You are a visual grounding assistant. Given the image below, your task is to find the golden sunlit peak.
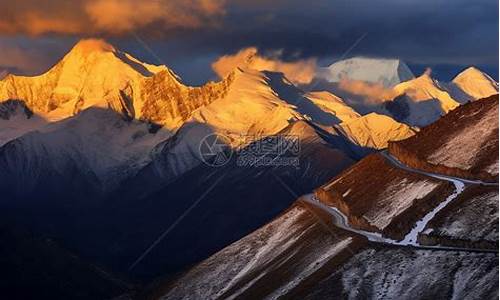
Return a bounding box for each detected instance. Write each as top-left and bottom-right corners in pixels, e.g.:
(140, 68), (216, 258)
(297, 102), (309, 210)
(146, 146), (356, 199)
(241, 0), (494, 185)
(454, 66), (487, 80)
(70, 38), (116, 55)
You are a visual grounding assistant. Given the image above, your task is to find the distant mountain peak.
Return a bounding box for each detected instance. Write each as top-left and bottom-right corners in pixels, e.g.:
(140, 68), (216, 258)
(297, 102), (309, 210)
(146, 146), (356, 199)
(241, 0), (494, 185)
(59, 38), (171, 78)
(319, 56), (415, 87)
(0, 38), (221, 126)
(453, 66), (496, 84)
(450, 66), (498, 102)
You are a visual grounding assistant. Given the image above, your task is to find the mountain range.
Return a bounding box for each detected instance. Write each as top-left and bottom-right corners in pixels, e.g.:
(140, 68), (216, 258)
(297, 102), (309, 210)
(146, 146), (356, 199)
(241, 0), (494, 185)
(157, 95), (499, 300)
(0, 39), (497, 299)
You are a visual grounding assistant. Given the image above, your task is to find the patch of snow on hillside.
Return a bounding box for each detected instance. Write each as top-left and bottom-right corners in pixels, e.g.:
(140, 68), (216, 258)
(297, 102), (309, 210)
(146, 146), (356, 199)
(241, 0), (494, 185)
(222, 209), (308, 295)
(427, 101), (498, 170)
(0, 108), (47, 146)
(264, 238), (352, 300)
(364, 178), (440, 230)
(341, 249), (498, 300)
(401, 180), (464, 245)
(431, 190), (498, 242)
(163, 205), (353, 300)
(486, 160), (499, 175)
(161, 207), (308, 300)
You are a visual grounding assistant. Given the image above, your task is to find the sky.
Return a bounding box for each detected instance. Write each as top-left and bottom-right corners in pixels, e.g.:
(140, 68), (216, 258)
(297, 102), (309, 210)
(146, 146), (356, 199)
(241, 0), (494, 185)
(0, 0), (498, 85)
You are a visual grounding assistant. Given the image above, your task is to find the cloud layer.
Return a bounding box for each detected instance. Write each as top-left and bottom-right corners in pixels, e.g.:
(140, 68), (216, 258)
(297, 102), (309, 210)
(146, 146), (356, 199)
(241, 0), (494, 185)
(0, 0), (225, 35)
(0, 0), (496, 82)
(337, 79), (398, 105)
(212, 47), (317, 85)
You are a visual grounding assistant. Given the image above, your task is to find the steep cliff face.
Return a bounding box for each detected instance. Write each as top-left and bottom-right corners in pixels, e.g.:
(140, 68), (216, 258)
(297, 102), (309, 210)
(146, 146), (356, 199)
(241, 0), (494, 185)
(0, 39), (242, 184)
(0, 99), (33, 120)
(137, 70), (234, 128)
(0, 100), (48, 146)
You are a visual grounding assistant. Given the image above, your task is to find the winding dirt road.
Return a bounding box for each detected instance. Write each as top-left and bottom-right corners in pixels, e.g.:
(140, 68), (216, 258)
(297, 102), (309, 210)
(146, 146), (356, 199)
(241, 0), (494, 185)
(301, 151), (498, 254)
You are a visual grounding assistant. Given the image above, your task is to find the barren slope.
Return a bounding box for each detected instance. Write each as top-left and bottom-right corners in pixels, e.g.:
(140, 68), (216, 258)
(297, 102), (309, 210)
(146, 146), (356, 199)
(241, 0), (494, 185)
(389, 95), (499, 181)
(419, 185), (498, 248)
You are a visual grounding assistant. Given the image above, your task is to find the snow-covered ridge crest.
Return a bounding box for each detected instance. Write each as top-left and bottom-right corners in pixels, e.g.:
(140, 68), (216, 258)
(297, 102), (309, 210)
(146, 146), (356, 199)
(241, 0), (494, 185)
(0, 38), (235, 130)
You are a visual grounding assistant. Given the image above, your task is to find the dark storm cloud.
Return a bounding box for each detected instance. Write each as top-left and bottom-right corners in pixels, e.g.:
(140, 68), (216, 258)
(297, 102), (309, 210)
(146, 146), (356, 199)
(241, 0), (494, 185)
(222, 0), (498, 65)
(124, 0), (498, 82)
(2, 0), (497, 82)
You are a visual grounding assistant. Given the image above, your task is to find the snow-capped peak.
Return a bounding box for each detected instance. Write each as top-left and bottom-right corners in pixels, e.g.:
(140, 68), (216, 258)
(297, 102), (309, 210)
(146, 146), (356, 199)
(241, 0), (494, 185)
(453, 67), (492, 83)
(0, 38), (176, 122)
(388, 71), (461, 127)
(59, 38), (170, 78)
(319, 57), (415, 88)
(450, 67), (498, 101)
(393, 71), (459, 108)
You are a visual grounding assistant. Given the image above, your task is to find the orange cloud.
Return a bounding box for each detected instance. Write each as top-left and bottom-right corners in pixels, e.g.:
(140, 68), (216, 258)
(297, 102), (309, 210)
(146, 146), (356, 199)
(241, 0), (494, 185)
(0, 1), (85, 35)
(85, 0), (225, 33)
(212, 47), (317, 85)
(337, 78), (398, 104)
(0, 0), (226, 35)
